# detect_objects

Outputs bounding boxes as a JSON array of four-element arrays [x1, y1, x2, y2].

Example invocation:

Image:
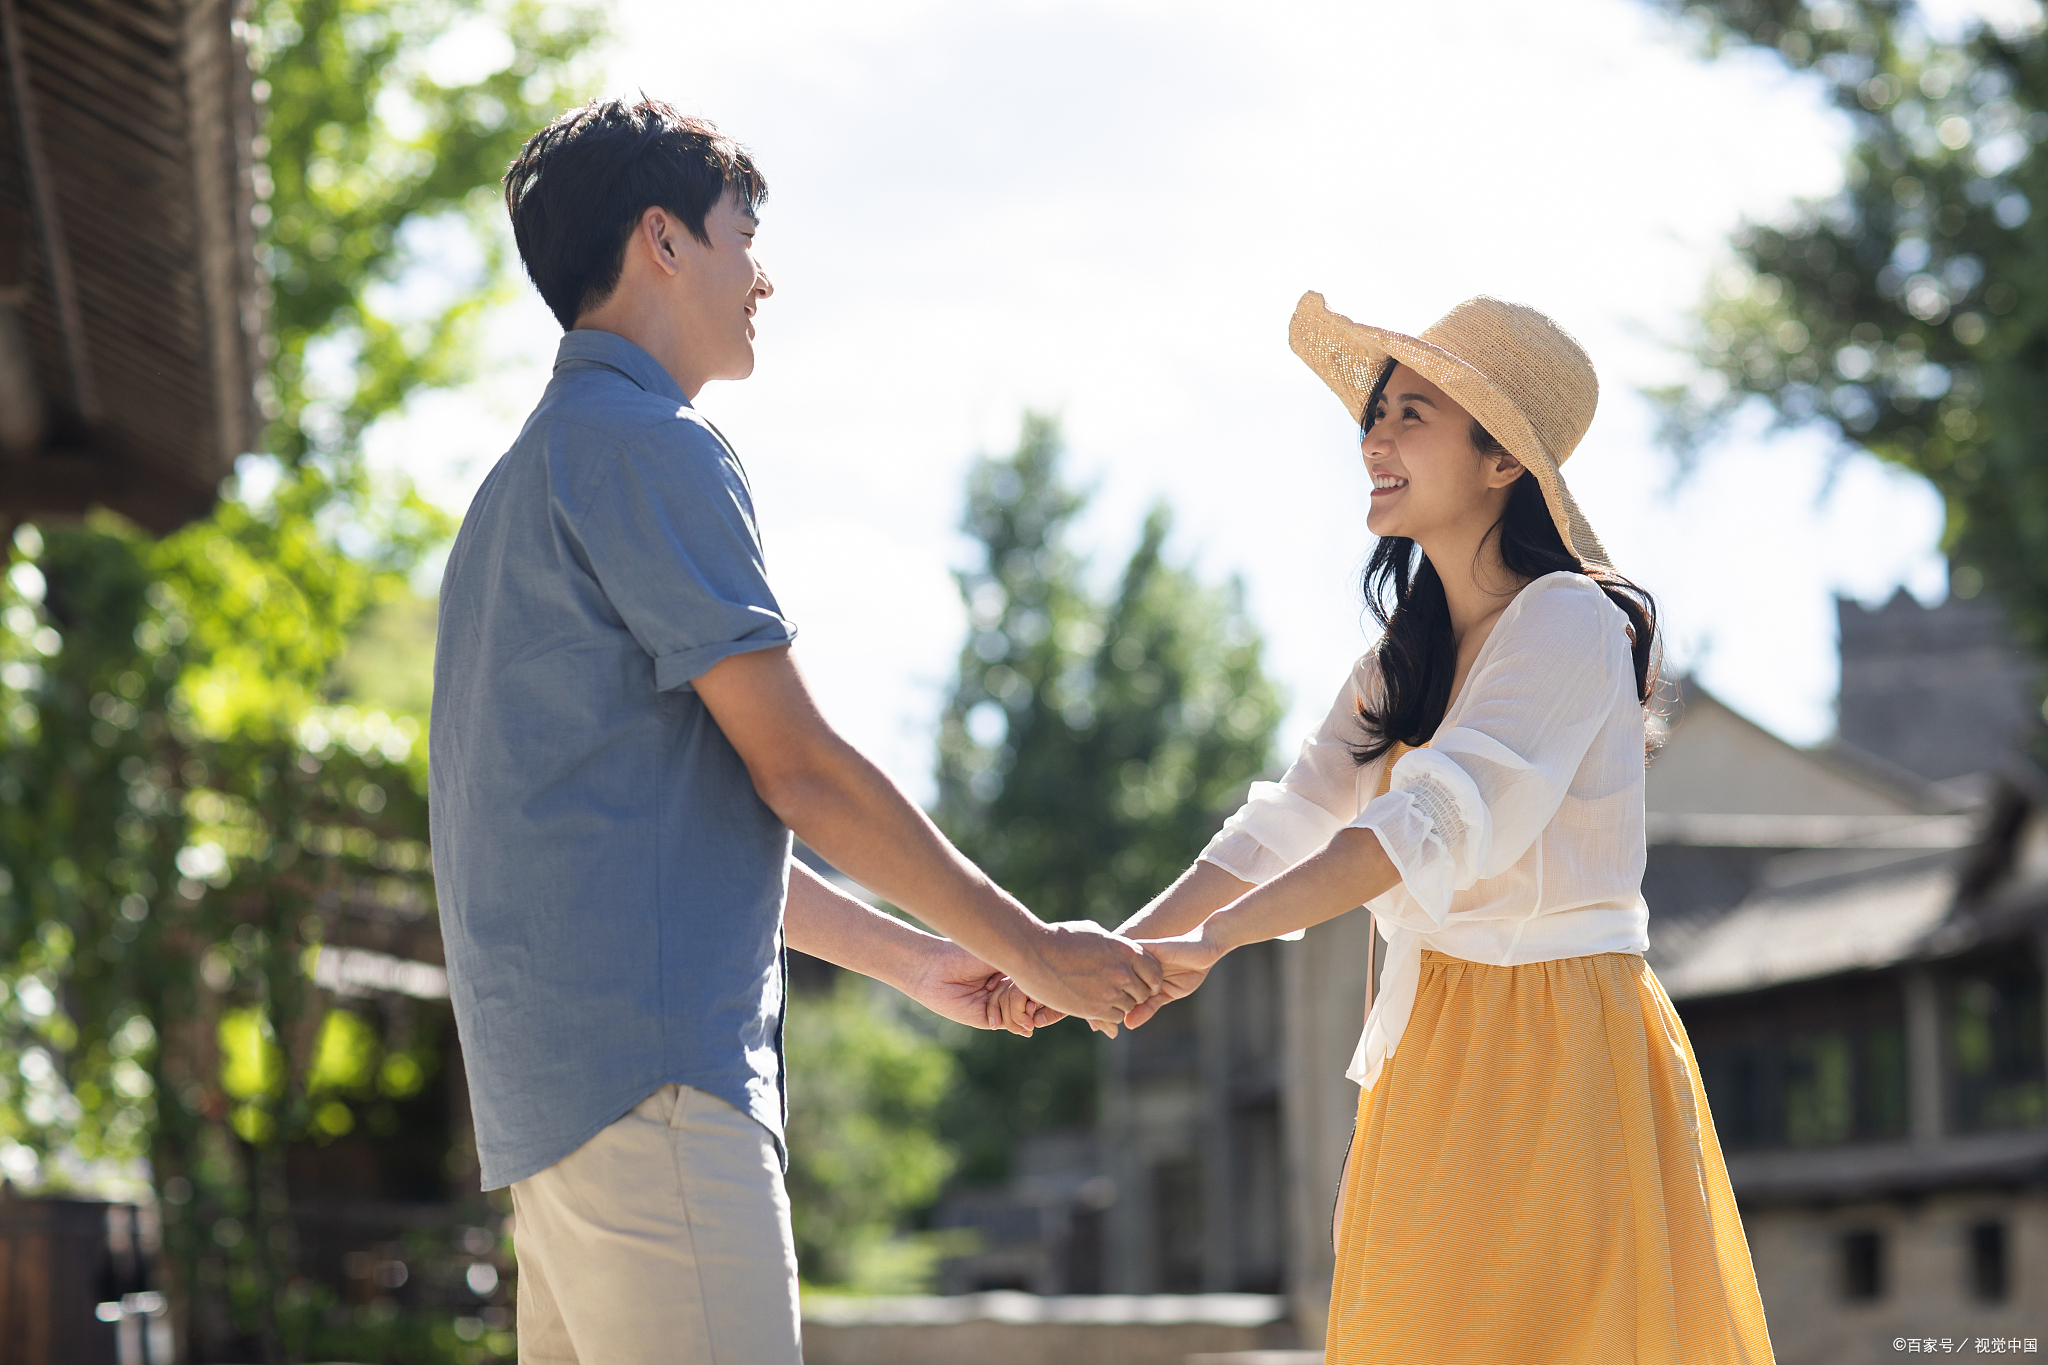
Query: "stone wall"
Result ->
[[1743, 1189, 2046, 1365], [801, 1291, 1298, 1365]]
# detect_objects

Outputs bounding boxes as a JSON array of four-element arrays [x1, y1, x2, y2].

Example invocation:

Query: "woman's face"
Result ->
[[1360, 363, 1522, 545]]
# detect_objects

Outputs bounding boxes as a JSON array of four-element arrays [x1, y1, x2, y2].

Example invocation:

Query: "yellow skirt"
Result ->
[[1326, 950, 1775, 1365]]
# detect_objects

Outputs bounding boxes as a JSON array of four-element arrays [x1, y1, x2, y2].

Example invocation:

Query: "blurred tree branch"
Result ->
[[1644, 0, 2048, 650]]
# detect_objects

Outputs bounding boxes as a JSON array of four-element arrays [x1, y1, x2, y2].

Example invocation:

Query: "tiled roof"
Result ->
[[1655, 850, 1959, 1001]]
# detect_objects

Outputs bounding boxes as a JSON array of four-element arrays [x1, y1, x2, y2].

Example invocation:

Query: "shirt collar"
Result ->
[[553, 329, 690, 406]]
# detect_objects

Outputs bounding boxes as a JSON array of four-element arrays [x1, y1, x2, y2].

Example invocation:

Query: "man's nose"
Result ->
[[755, 264, 775, 299]]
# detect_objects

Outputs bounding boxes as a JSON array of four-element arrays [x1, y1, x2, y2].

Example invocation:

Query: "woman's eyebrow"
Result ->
[[1394, 392, 1438, 406]]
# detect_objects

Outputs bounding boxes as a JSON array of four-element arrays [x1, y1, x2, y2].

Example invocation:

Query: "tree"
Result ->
[[783, 977, 960, 1289], [932, 415, 1283, 1184], [1646, 0, 2048, 653], [0, 2, 599, 1359]]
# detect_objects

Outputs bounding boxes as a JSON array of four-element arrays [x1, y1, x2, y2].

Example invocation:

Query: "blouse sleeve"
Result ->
[[1199, 657, 1385, 886], [1350, 577, 1631, 932]]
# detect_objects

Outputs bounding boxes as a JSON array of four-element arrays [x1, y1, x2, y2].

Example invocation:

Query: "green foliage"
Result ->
[[932, 415, 1283, 1183], [784, 977, 960, 1288], [279, 1261, 515, 1364], [330, 591, 441, 717], [251, 0, 603, 464], [1, 494, 447, 1352], [1648, 0, 2048, 648]]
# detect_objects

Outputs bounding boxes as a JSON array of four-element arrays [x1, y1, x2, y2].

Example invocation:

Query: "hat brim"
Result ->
[[1288, 291, 1611, 570]]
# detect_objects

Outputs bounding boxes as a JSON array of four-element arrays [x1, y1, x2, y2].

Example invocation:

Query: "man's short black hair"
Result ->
[[503, 98, 768, 330]]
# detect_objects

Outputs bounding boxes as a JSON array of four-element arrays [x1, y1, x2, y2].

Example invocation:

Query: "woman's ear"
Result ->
[[1486, 454, 1526, 490]]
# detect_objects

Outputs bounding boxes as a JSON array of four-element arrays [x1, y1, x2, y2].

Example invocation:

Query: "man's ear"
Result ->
[[641, 207, 682, 279]]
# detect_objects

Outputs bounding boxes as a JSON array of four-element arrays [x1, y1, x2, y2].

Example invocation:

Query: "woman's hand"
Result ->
[[1123, 924, 1230, 1029], [980, 979, 1069, 1037]]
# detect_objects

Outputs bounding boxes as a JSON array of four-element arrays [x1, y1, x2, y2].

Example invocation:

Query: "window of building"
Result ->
[[1842, 1229, 1886, 1301], [1785, 1031, 1854, 1145], [1969, 1220, 2009, 1303], [1692, 989, 1909, 1151], [1951, 969, 2046, 1132]]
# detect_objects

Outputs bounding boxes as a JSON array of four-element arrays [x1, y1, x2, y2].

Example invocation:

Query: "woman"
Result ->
[[1111, 294, 1775, 1362]]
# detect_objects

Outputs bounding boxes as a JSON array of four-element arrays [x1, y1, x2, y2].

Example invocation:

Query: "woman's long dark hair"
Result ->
[[1353, 363, 1659, 765]]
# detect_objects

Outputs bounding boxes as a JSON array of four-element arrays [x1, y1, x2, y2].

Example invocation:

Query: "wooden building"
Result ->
[[1657, 591, 2047, 1365], [1, 0, 263, 533]]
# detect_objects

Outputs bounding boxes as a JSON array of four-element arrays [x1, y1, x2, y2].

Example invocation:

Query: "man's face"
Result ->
[[670, 187, 773, 383]]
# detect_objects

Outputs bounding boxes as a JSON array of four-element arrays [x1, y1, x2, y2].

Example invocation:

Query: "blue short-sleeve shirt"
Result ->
[[429, 330, 796, 1190]]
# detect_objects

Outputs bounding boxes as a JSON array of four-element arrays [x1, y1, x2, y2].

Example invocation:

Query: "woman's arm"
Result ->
[[1001, 660, 1385, 1030], [1126, 828, 1400, 1028], [1115, 860, 1252, 940]]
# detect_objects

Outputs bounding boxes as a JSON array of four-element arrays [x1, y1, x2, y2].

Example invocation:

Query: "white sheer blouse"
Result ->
[[1198, 572, 1651, 1092]]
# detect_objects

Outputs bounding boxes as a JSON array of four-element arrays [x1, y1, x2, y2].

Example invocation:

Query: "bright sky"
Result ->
[[363, 0, 2036, 802]]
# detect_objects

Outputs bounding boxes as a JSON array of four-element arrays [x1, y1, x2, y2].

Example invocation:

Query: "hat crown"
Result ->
[[1418, 296, 1598, 467]]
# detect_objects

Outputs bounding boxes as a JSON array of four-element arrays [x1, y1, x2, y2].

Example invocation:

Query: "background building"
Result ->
[[1659, 590, 2047, 1365], [1, 0, 263, 533]]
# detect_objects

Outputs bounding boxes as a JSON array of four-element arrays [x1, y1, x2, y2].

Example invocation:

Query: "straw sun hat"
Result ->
[[1288, 291, 1612, 570]]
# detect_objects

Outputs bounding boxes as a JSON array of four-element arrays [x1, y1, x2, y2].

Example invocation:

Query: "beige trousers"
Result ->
[[509, 1083, 802, 1364]]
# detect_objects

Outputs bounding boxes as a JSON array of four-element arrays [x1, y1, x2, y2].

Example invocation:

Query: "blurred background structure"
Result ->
[[0, 0, 263, 534], [2, 0, 2048, 1362]]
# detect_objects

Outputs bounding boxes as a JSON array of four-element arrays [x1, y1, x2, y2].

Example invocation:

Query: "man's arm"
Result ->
[[694, 646, 1161, 1022], [785, 863, 1039, 1034]]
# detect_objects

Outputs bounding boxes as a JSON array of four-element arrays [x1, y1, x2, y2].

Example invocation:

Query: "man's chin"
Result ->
[[703, 349, 756, 386]]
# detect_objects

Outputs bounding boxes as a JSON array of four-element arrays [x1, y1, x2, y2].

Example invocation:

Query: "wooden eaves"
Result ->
[[1, 0, 263, 535]]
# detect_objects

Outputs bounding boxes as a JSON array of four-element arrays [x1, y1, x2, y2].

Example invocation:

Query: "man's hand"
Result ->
[[1122, 925, 1228, 1029], [1005, 919, 1163, 1025], [904, 940, 1039, 1036]]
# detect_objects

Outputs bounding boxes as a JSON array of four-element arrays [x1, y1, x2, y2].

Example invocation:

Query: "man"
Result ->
[[428, 98, 1161, 1363]]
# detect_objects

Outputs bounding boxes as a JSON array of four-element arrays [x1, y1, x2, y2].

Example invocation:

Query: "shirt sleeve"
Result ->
[[1349, 576, 1631, 932], [1199, 656, 1386, 885], [569, 417, 797, 692]]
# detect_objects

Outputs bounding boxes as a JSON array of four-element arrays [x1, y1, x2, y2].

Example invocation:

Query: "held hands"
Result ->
[[902, 923, 1163, 1038], [1005, 919, 1164, 1027], [991, 918, 1231, 1034], [1120, 925, 1226, 1028]]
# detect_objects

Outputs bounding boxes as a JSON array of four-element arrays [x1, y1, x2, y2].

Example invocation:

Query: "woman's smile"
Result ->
[[1369, 468, 1408, 497]]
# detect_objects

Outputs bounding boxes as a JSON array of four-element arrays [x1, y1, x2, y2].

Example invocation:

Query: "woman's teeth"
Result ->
[[1371, 474, 1407, 490]]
